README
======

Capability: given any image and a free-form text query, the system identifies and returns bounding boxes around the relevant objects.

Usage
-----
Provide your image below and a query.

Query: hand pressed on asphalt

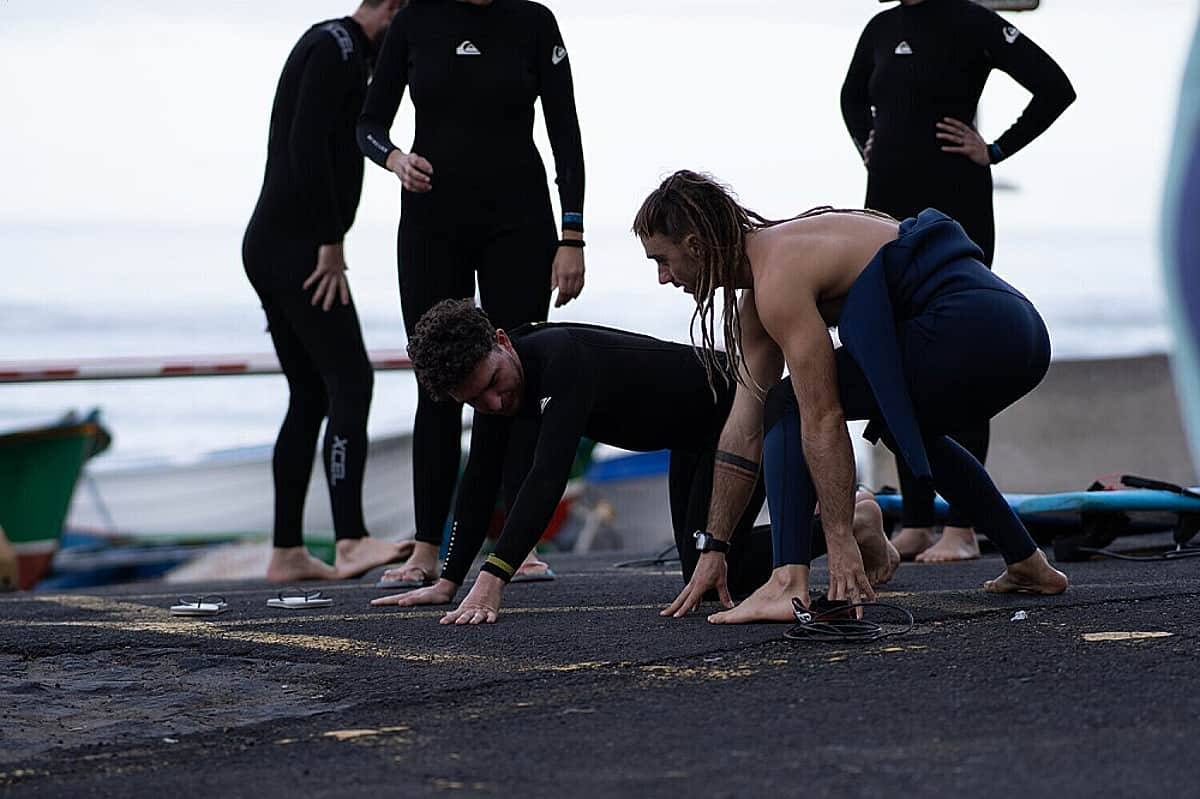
[826,537,876,619]
[661,552,732,618]
[371,578,457,607]
[441,572,505,625]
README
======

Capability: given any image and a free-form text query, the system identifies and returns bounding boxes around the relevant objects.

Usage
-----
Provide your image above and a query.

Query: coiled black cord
[784,596,915,643]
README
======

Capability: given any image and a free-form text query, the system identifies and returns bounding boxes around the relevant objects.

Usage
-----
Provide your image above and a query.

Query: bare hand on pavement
[370,578,457,607]
[826,537,876,618]
[440,573,504,625]
[661,552,732,618]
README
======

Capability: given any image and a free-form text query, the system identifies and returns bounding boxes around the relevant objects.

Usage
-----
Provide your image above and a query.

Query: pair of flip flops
[169,589,334,616]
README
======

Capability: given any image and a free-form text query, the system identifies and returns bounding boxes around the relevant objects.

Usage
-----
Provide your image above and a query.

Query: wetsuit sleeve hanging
[290,35,358,244]
[480,351,595,582]
[977,12,1076,162]
[439,415,515,586]
[533,5,585,229]
[840,21,877,159]
[356,8,411,168]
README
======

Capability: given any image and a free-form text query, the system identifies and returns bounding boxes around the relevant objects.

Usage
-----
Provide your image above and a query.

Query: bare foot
[379,541,440,586]
[984,549,1068,595]
[852,494,900,586]
[891,526,936,560]
[267,546,337,583]
[916,526,980,563]
[335,537,413,579]
[512,553,554,581]
[708,566,808,624]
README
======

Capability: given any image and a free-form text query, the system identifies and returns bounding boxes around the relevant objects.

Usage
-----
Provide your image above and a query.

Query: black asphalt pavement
[2,546,1199,798]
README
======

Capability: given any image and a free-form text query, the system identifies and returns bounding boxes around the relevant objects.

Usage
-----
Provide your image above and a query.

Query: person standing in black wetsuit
[243,0,409,583]
[369,300,894,624]
[840,0,1075,563]
[356,0,586,586]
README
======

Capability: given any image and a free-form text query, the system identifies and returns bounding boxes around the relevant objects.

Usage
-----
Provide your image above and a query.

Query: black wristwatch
[693,531,730,554]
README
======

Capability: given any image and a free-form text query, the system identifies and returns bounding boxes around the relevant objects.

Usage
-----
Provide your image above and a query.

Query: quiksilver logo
[456,40,481,56]
[1002,25,1020,44]
[894,40,912,55]
[552,45,567,65]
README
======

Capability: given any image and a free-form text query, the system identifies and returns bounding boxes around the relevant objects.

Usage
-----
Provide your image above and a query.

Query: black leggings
[243,228,374,548]
[763,289,1049,569]
[867,167,995,528]
[399,199,557,545]
[669,448,770,600]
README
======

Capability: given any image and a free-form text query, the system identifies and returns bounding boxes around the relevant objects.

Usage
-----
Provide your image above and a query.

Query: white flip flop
[170,594,229,616]
[267,589,333,610]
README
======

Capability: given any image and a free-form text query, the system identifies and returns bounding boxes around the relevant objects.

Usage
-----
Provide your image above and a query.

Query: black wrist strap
[558,238,585,248]
[694,531,730,554]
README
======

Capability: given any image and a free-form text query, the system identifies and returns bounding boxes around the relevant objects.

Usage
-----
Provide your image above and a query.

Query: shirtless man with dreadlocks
[634,170,1068,623]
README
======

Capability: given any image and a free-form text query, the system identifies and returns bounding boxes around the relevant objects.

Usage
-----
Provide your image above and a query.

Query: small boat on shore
[0,411,111,589]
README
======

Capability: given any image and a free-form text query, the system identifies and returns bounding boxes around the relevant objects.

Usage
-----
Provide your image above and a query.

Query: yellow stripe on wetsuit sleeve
[485,555,516,577]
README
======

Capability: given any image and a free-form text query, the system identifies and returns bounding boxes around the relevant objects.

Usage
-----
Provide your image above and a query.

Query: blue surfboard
[874,487,1200,559]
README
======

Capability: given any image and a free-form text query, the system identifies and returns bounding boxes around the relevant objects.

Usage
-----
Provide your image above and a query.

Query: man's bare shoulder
[749,212,898,318]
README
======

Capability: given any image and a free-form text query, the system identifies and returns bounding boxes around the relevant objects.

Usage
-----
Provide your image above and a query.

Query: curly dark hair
[407,299,497,400]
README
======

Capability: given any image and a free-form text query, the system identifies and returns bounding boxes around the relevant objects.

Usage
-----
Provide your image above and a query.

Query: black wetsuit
[243,18,376,548]
[840,0,1074,528]
[438,324,769,596]
[357,0,585,548]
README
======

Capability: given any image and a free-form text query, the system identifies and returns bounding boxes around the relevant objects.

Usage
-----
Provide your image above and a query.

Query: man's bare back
[746,211,899,326]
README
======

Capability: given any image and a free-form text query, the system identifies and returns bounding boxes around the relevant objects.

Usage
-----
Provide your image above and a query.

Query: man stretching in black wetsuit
[371,300,896,624]
[243,0,408,583]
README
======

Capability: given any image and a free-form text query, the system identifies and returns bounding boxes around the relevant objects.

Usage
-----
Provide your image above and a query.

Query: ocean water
[0,218,1169,466]
[2,0,1192,467]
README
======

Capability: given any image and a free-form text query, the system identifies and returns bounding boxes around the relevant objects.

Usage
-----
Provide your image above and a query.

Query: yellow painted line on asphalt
[1081,631,1174,642]
[323,726,411,741]
[0,602,667,631]
[639,664,755,680]
[30,594,156,617]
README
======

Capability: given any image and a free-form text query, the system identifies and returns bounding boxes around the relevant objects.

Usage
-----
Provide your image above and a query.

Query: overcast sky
[1,0,1196,233]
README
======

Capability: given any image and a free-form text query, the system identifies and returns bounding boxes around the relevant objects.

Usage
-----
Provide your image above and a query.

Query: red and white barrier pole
[0,351,412,384]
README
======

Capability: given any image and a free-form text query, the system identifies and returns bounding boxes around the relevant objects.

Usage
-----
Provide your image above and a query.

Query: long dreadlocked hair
[632,170,895,396]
